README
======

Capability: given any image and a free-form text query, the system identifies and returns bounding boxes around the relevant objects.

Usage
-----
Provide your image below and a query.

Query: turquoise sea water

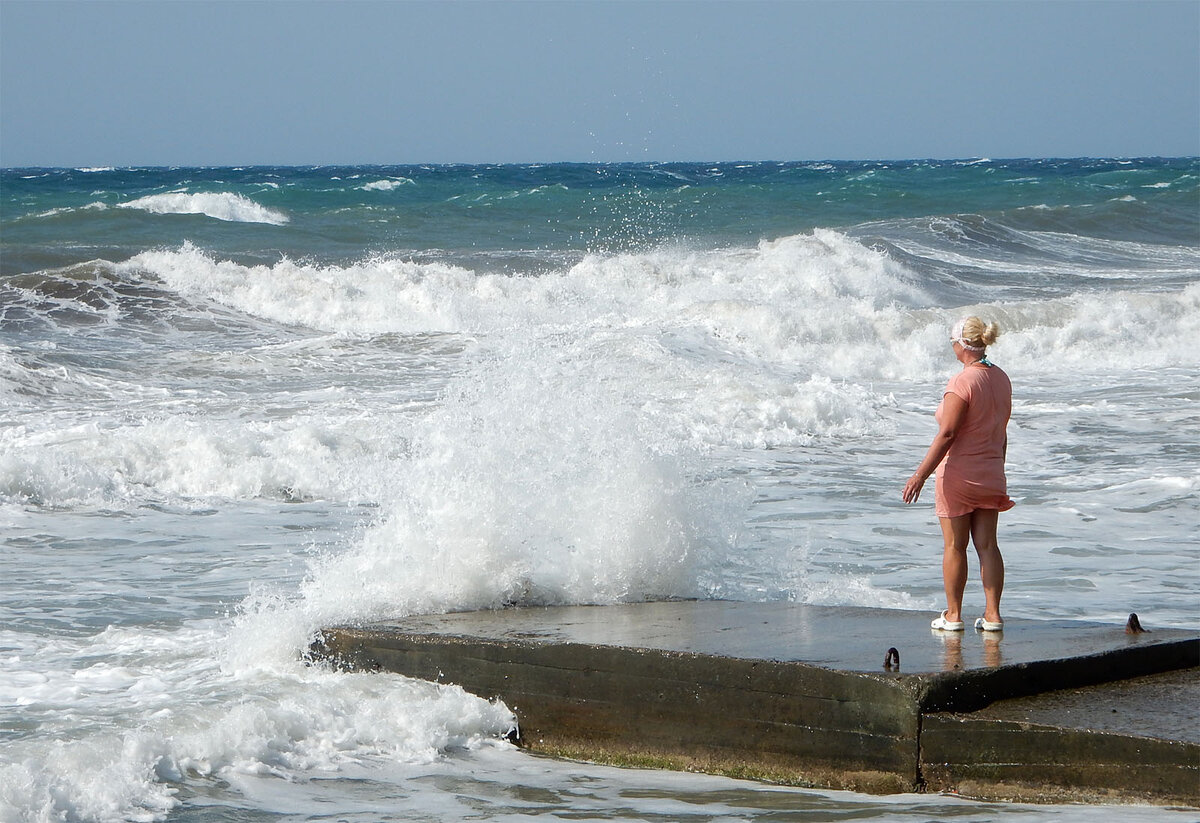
[2,159,1198,821]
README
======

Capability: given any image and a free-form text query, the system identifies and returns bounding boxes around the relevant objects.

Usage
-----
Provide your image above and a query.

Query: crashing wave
[118,191,289,225]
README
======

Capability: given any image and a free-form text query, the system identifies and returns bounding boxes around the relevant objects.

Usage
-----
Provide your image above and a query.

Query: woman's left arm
[902,392,968,504]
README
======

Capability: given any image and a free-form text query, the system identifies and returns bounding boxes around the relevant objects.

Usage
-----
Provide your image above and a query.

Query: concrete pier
[311,601,1199,805]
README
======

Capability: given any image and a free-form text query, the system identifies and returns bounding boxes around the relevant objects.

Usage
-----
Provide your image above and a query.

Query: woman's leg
[969,509,1004,624]
[938,515,971,623]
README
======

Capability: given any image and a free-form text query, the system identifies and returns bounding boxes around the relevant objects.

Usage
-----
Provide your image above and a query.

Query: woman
[903,316,1013,632]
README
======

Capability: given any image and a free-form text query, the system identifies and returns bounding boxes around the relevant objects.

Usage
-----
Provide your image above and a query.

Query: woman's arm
[902,392,967,504]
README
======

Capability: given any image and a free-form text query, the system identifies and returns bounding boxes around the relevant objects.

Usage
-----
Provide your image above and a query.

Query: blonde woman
[903,316,1013,632]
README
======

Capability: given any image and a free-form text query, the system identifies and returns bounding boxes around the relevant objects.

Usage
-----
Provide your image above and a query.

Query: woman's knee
[943,535,970,554]
[973,540,1001,559]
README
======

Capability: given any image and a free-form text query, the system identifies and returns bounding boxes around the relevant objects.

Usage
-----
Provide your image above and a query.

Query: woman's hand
[902,473,926,504]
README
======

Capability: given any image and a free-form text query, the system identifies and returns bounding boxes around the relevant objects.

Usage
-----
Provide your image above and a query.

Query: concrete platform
[310,601,1199,805]
[974,667,1200,744]
[922,667,1199,804]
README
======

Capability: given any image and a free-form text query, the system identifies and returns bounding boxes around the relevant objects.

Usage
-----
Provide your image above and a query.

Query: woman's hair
[956,316,1001,348]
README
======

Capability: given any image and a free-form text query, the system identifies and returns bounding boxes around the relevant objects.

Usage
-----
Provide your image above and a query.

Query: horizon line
[5,155,1199,172]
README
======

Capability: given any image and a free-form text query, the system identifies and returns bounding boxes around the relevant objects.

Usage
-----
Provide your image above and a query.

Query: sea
[1,159,1197,822]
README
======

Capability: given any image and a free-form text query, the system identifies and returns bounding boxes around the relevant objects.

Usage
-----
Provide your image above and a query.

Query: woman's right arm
[902,392,967,504]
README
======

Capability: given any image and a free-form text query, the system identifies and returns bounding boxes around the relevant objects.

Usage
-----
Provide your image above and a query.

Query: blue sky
[1,0,1197,166]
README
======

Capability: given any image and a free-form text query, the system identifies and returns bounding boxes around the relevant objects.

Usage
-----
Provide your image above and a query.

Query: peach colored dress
[934,363,1014,518]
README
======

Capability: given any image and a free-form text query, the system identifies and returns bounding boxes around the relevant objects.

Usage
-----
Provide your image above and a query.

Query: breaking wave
[118,191,289,224]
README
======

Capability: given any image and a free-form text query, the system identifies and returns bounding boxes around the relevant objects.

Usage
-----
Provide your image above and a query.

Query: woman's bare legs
[969,508,1004,624]
[938,509,1004,624]
[938,515,971,623]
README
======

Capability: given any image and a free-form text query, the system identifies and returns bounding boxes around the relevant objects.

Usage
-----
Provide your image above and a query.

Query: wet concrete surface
[973,665,1200,744]
[370,600,1197,676]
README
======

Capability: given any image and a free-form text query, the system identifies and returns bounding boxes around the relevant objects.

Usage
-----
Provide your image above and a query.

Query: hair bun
[955,316,1000,348]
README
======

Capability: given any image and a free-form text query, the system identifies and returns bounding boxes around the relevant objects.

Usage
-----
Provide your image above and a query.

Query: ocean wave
[854,212,1200,287]
[0,618,514,823]
[2,266,125,329]
[296,341,741,622]
[0,412,396,509]
[0,261,234,337]
[18,201,110,221]
[110,232,1200,383]
[971,282,1200,372]
[122,245,484,334]
[358,177,415,191]
[14,229,1198,395]
[121,230,927,338]
[0,345,156,410]
[661,371,899,449]
[117,191,289,225]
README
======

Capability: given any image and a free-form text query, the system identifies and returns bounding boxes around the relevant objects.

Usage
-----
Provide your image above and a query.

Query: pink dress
[934,363,1014,518]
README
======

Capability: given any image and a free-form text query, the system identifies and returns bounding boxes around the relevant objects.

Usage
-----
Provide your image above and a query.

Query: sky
[1,0,1197,167]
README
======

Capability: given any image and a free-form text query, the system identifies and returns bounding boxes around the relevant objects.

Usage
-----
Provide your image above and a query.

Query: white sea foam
[123,245,481,334]
[285,339,739,625]
[29,201,108,220]
[358,178,414,191]
[0,345,139,408]
[0,619,514,823]
[6,233,1191,493]
[980,281,1200,372]
[117,234,1200,387]
[123,230,925,339]
[0,412,396,509]
[118,191,289,225]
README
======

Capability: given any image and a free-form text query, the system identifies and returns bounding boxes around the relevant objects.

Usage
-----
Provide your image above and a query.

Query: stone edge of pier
[308,611,1200,806]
